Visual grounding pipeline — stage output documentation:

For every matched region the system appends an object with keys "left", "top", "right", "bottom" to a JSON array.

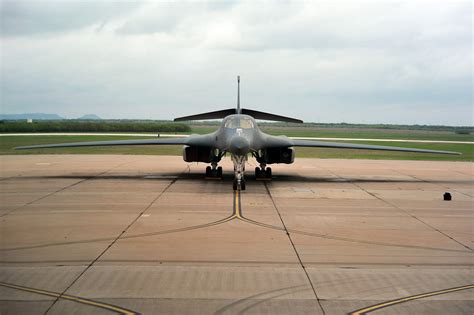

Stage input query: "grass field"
[{"left": 1, "top": 134, "right": 472, "bottom": 161}]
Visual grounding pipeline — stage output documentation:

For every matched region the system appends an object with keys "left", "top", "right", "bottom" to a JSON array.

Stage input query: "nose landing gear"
[
  {"left": 232, "top": 154, "right": 247, "bottom": 191},
  {"left": 233, "top": 178, "right": 245, "bottom": 191}
]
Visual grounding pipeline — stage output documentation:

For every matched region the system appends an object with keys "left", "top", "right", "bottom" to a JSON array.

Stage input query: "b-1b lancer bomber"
[{"left": 16, "top": 76, "right": 460, "bottom": 190}]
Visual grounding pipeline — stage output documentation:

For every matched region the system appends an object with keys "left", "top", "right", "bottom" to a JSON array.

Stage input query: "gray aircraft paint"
[{"left": 16, "top": 77, "right": 461, "bottom": 190}]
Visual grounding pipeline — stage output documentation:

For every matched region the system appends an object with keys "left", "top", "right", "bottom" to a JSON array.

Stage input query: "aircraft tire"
[
  {"left": 266, "top": 167, "right": 272, "bottom": 178},
  {"left": 255, "top": 167, "right": 261, "bottom": 178}
]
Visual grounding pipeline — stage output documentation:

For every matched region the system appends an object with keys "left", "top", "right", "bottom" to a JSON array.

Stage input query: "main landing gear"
[
  {"left": 205, "top": 162, "right": 223, "bottom": 179},
  {"left": 255, "top": 164, "right": 272, "bottom": 180}
]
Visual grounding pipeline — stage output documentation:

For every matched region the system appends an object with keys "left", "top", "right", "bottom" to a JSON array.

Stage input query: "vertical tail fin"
[
  {"left": 174, "top": 75, "right": 304, "bottom": 123},
  {"left": 237, "top": 75, "right": 241, "bottom": 114}
]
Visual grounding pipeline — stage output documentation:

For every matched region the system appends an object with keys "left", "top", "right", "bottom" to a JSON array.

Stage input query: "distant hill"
[
  {"left": 0, "top": 113, "right": 103, "bottom": 120},
  {"left": 0, "top": 113, "right": 64, "bottom": 120},
  {"left": 77, "top": 114, "right": 102, "bottom": 120}
]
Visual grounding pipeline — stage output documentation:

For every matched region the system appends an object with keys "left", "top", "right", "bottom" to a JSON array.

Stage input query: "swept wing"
[
  {"left": 289, "top": 139, "right": 460, "bottom": 155},
  {"left": 15, "top": 136, "right": 197, "bottom": 150}
]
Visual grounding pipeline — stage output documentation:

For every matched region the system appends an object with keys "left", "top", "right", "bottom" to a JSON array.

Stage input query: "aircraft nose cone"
[{"left": 229, "top": 136, "right": 250, "bottom": 155}]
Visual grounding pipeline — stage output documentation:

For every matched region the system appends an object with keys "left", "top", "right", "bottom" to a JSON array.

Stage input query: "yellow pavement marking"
[
  {"left": 234, "top": 190, "right": 242, "bottom": 219},
  {"left": 0, "top": 281, "right": 139, "bottom": 315},
  {"left": 350, "top": 284, "right": 474, "bottom": 315}
]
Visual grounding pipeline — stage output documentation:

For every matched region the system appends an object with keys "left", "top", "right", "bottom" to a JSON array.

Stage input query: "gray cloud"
[
  {"left": 115, "top": 1, "right": 237, "bottom": 35},
  {"left": 0, "top": 0, "right": 472, "bottom": 125},
  {"left": 1, "top": 0, "right": 141, "bottom": 36}
]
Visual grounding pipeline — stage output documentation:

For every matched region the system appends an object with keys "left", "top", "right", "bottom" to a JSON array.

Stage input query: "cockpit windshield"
[{"left": 224, "top": 117, "right": 254, "bottom": 129}]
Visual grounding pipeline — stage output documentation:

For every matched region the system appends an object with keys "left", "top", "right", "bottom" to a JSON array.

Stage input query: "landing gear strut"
[
  {"left": 232, "top": 154, "right": 247, "bottom": 190},
  {"left": 255, "top": 163, "right": 272, "bottom": 180}
]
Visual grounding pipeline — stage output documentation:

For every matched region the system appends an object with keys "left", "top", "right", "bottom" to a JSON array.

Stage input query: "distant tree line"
[
  {"left": 0, "top": 119, "right": 471, "bottom": 134},
  {"left": 0, "top": 121, "right": 191, "bottom": 133},
  {"left": 186, "top": 121, "right": 473, "bottom": 133},
  {"left": 257, "top": 122, "right": 473, "bottom": 132}
]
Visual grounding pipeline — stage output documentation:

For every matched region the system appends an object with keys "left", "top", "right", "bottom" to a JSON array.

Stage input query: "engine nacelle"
[
  {"left": 258, "top": 147, "right": 295, "bottom": 164},
  {"left": 182, "top": 145, "right": 214, "bottom": 163}
]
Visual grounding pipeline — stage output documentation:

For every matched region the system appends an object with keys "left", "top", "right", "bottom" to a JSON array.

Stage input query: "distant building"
[{"left": 27, "top": 119, "right": 33, "bottom": 123}]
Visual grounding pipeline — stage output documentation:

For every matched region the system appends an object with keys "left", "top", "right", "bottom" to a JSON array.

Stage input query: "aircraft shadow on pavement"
[{"left": 15, "top": 172, "right": 474, "bottom": 184}]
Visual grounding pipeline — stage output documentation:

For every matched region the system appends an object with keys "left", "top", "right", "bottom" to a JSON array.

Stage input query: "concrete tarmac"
[{"left": 0, "top": 155, "right": 472, "bottom": 314}]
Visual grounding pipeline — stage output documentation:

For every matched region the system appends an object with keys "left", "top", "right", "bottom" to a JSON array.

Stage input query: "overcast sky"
[{"left": 1, "top": 0, "right": 472, "bottom": 125}]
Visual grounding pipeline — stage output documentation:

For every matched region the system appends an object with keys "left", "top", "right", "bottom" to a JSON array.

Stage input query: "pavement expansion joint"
[
  {"left": 0, "top": 160, "right": 133, "bottom": 218},
  {"left": 263, "top": 181, "right": 327, "bottom": 315},
  {"left": 0, "top": 281, "right": 140, "bottom": 315},
  {"left": 1, "top": 157, "right": 473, "bottom": 314},
  {"left": 44, "top": 173, "right": 180, "bottom": 314},
  {"left": 317, "top": 165, "right": 474, "bottom": 253},
  {"left": 1, "top": 183, "right": 470, "bottom": 255}
]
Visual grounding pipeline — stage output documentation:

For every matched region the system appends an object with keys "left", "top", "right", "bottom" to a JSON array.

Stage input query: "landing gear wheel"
[
  {"left": 265, "top": 167, "right": 272, "bottom": 178},
  {"left": 205, "top": 166, "right": 211, "bottom": 177},
  {"left": 255, "top": 167, "right": 261, "bottom": 178},
  {"left": 217, "top": 166, "right": 223, "bottom": 178},
  {"left": 233, "top": 179, "right": 245, "bottom": 191}
]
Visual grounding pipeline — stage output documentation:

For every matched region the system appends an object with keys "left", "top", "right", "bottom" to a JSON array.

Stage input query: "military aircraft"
[{"left": 16, "top": 76, "right": 460, "bottom": 190}]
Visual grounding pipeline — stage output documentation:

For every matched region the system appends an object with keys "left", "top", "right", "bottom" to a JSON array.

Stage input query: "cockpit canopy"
[{"left": 224, "top": 116, "right": 255, "bottom": 129}]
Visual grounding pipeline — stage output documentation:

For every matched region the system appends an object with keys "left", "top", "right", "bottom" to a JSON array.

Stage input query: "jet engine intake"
[
  {"left": 258, "top": 147, "right": 295, "bottom": 164},
  {"left": 182, "top": 145, "right": 214, "bottom": 163}
]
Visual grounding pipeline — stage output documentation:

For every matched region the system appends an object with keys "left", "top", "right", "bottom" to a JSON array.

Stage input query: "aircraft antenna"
[{"left": 237, "top": 75, "right": 241, "bottom": 114}]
